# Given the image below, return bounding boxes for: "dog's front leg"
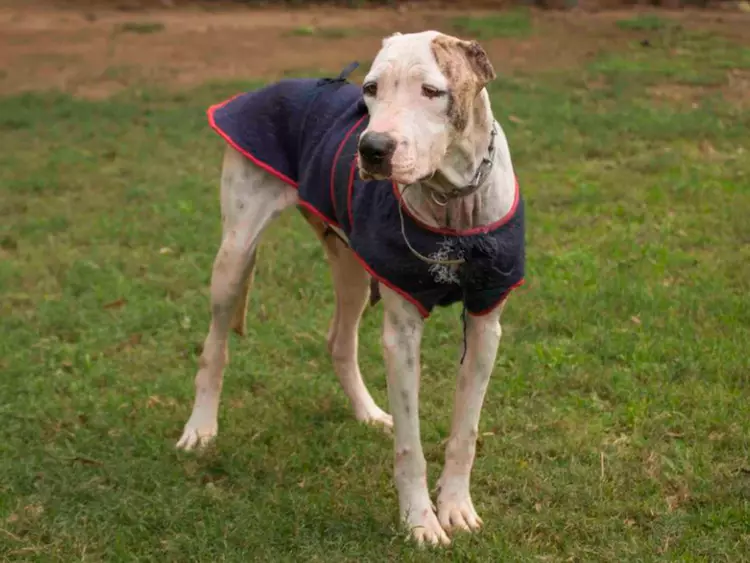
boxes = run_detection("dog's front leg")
[437,305,503,534]
[381,287,450,546]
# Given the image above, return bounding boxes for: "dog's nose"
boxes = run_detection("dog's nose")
[358,132,396,163]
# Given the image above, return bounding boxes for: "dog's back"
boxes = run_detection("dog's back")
[209,77,364,188]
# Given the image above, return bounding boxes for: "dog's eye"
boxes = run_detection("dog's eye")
[421,85,446,99]
[362,82,378,97]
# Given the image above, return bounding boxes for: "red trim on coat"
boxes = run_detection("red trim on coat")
[347,160,357,229]
[207,96,299,188]
[331,115,367,219]
[299,197,430,317]
[297,201,342,231]
[347,252,431,318]
[468,279,526,317]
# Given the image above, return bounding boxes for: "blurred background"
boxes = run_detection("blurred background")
[1,0,747,98]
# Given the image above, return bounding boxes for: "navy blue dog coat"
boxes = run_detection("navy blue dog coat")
[208,66,525,318]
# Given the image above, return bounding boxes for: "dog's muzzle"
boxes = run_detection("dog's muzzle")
[358,131,396,179]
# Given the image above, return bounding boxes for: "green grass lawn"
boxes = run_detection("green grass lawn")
[451,9,533,39]
[1,23,749,562]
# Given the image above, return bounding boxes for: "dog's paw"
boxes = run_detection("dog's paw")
[405,507,451,547]
[356,405,394,430]
[175,419,217,451]
[437,486,483,534]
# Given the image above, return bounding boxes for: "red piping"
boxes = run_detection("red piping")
[297,200,342,231]
[331,115,367,219]
[347,160,357,229]
[468,279,526,317]
[300,198,430,317]
[348,252,431,318]
[207,96,298,189]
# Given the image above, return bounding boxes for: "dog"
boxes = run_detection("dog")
[176,30,525,546]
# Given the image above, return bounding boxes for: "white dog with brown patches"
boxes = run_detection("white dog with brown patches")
[176,30,524,546]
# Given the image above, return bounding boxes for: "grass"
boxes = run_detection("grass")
[286,26,356,39]
[590,26,750,87]
[616,14,673,32]
[1,21,750,563]
[116,22,166,35]
[451,9,533,40]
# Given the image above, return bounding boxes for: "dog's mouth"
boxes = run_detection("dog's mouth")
[359,166,429,186]
[357,154,392,181]
[358,166,388,181]
[358,154,425,185]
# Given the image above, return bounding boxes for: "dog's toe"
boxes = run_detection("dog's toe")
[437,495,482,534]
[408,509,451,547]
[175,422,217,451]
[356,405,394,430]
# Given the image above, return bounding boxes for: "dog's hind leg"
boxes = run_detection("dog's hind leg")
[328,244,393,428]
[177,147,297,450]
[301,211,392,429]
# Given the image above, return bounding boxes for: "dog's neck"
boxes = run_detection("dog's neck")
[399,90,516,231]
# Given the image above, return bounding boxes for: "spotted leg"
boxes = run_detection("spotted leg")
[381,286,450,546]
[436,304,504,534]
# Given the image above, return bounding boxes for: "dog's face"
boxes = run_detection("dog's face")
[358,31,496,185]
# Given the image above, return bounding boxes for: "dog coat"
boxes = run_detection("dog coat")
[208,66,525,318]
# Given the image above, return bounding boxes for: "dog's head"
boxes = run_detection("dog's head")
[358,31,496,185]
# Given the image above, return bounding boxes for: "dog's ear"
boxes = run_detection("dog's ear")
[431,35,496,97]
[457,40,496,91]
[431,34,496,130]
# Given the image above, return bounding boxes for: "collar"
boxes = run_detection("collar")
[427,123,499,205]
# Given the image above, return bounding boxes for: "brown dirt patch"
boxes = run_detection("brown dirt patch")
[648,83,708,105]
[649,70,750,109]
[0,3,748,98]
